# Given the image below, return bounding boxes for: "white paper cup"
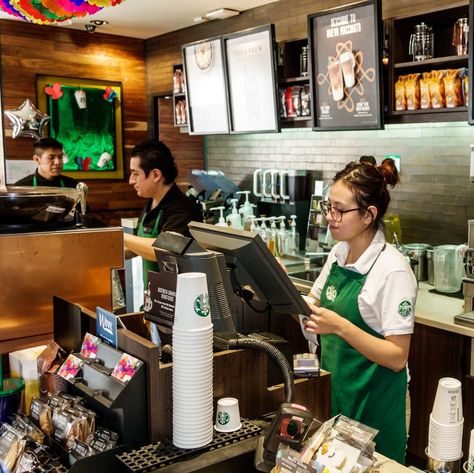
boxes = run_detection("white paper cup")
[339,51,356,88]
[214,397,241,433]
[74,89,87,109]
[468,430,474,473]
[97,152,112,168]
[432,378,463,425]
[173,273,212,331]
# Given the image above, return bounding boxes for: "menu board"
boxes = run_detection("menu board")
[309,0,383,131]
[183,37,230,134]
[224,24,280,134]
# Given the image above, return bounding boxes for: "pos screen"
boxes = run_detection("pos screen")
[188,221,311,316]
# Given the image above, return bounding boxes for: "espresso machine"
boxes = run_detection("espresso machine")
[463,220,474,313]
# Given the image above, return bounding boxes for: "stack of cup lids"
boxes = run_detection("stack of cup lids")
[172,272,214,449]
[427,377,464,462]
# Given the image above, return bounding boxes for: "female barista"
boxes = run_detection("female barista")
[301,157,416,463]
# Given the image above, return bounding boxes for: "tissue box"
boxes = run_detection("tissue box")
[9,345,47,413]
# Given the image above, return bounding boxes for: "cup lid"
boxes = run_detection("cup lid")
[0,378,25,397]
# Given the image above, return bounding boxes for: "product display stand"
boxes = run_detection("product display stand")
[68,342,147,447]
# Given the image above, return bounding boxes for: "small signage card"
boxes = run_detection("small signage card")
[144,270,177,329]
[80,332,101,359]
[111,353,142,384]
[96,306,118,348]
[58,354,83,380]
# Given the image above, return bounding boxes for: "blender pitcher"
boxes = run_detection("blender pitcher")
[453,17,469,56]
[433,244,467,293]
[409,23,434,61]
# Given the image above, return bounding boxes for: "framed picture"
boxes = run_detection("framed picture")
[36,75,124,179]
[223,24,280,134]
[308,0,383,131]
[183,37,230,134]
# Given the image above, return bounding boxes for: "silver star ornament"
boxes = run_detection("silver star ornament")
[4,99,50,139]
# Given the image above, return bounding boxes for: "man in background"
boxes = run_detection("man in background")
[15,137,78,188]
[124,139,203,287]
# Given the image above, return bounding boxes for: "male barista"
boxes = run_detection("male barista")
[124,139,203,287]
[15,137,78,188]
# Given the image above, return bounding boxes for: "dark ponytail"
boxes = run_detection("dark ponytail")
[333,157,399,230]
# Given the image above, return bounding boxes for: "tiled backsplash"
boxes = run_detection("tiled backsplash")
[207,121,474,245]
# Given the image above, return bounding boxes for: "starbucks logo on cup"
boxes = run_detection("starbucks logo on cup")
[217,411,230,425]
[194,294,210,317]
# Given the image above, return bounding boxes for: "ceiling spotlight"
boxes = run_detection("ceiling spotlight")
[90,19,108,26]
[85,24,96,33]
[205,8,240,20]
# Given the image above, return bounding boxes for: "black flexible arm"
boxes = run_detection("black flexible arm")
[227,337,295,404]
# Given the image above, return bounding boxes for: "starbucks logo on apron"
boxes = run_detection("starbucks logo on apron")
[194,294,210,317]
[325,285,337,302]
[398,300,413,318]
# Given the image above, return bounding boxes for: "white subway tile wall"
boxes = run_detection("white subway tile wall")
[207,122,474,245]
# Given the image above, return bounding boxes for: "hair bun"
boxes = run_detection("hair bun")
[379,158,400,188]
[359,155,377,166]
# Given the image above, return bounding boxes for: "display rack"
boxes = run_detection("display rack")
[386,2,469,124]
[278,39,312,128]
[66,341,148,447]
[305,182,329,253]
[172,64,188,128]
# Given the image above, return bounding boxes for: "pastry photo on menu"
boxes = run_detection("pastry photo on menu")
[80,332,101,359]
[111,353,142,384]
[57,354,83,381]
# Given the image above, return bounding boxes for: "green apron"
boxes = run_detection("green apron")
[320,249,407,464]
[33,175,65,187]
[137,208,162,289]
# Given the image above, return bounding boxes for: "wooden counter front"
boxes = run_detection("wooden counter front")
[0,227,124,353]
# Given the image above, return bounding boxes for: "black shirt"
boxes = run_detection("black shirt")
[140,183,203,237]
[15,170,78,188]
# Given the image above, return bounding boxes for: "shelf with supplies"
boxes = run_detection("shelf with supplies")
[278,38,311,128]
[385,2,470,124]
[172,64,188,128]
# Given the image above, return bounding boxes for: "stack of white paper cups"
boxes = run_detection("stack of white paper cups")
[427,377,464,462]
[172,272,214,449]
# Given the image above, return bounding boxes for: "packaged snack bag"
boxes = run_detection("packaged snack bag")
[405,73,420,110]
[395,75,407,111]
[444,69,462,108]
[429,70,446,109]
[420,72,432,109]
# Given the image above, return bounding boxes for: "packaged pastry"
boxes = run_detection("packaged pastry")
[10,414,45,444]
[420,72,431,109]
[285,87,296,117]
[13,439,52,473]
[52,409,82,450]
[0,424,23,472]
[394,75,407,111]
[30,398,53,436]
[292,86,302,117]
[301,85,311,117]
[429,70,446,109]
[444,69,462,108]
[279,88,287,118]
[405,73,420,110]
[89,427,118,454]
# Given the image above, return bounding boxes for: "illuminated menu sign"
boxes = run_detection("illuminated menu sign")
[309,0,383,130]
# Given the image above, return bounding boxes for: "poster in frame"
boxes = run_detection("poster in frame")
[183,36,230,135]
[308,0,384,131]
[36,75,124,179]
[223,24,280,134]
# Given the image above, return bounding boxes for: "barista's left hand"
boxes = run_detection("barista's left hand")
[303,303,348,336]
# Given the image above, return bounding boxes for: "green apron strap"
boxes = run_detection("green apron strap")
[33,175,37,187]
[137,207,163,289]
[320,247,407,464]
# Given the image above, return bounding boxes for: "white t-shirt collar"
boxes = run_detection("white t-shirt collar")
[334,229,386,274]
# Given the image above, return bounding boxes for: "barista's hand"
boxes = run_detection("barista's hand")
[303,303,348,337]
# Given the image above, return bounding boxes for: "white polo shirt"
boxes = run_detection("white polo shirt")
[308,229,417,337]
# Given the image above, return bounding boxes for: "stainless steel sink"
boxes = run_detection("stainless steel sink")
[288,268,321,282]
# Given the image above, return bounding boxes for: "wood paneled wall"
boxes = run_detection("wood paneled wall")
[0,20,147,224]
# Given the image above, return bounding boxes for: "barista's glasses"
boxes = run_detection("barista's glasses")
[319,200,363,223]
